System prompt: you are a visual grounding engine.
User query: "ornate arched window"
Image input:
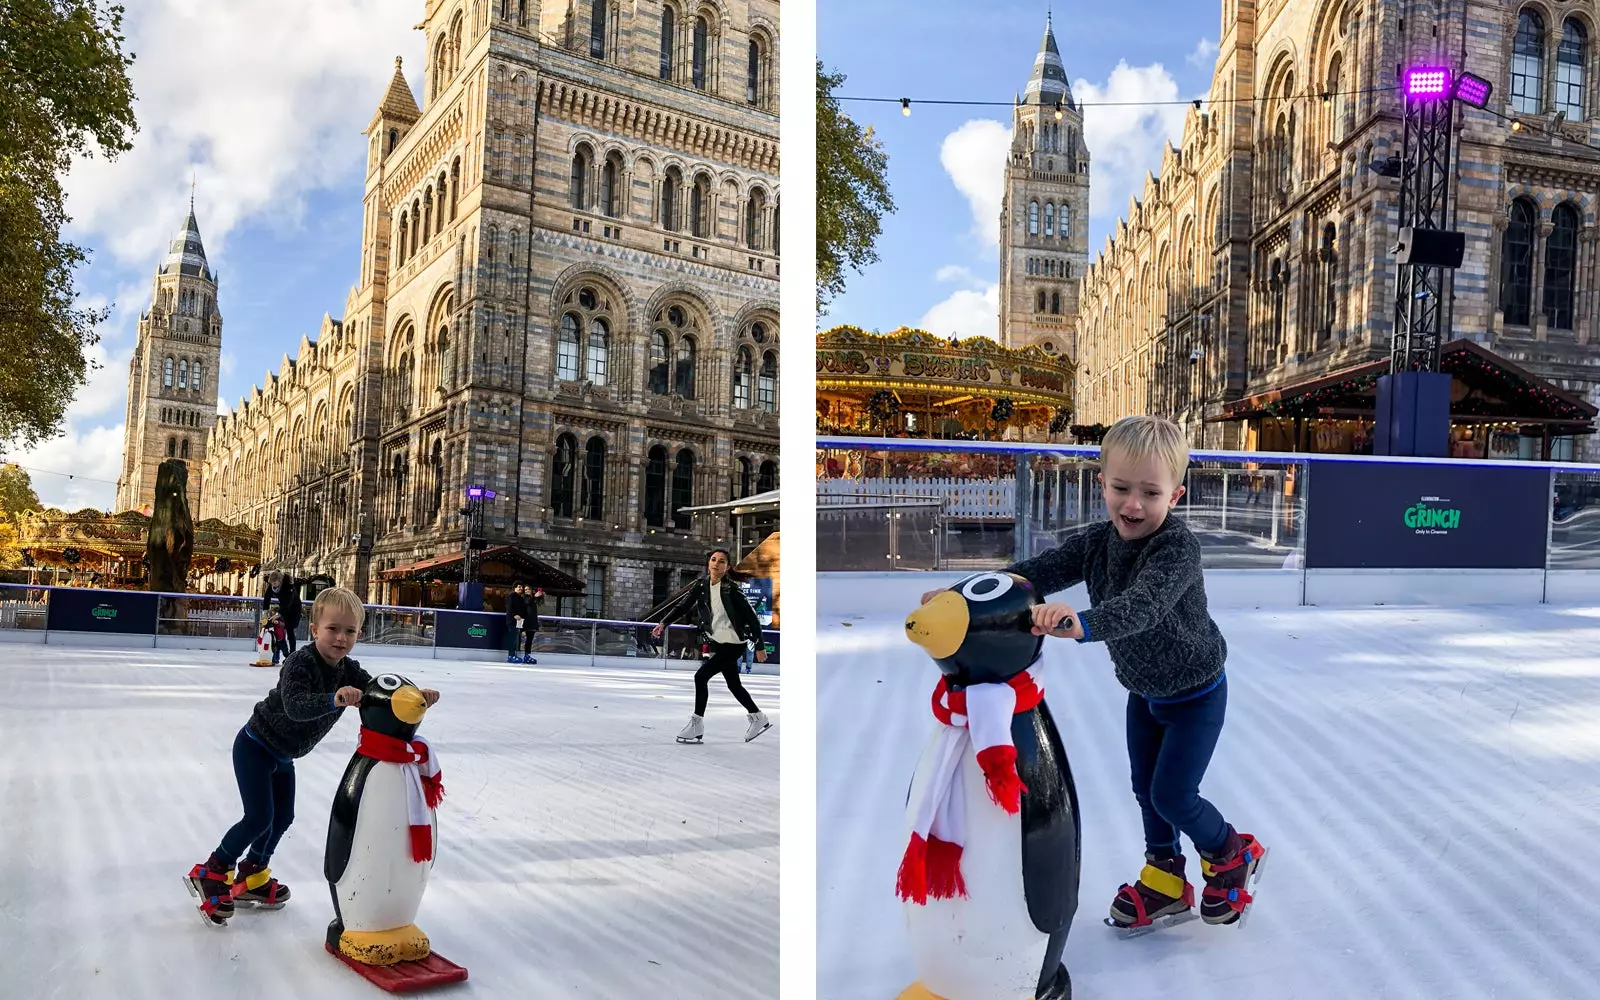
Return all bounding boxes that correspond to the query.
[745,188,767,249]
[1028,201,1039,235]
[164,357,174,388]
[557,313,581,381]
[429,440,444,518]
[675,336,697,397]
[582,436,606,518]
[1513,11,1545,115]
[193,361,203,393]
[396,213,409,266]
[1502,198,1536,326]
[587,318,610,383]
[1044,203,1055,237]
[1558,19,1587,120]
[1320,222,1338,343]
[644,444,668,526]
[757,459,777,493]
[692,15,709,90]
[758,350,777,412]
[649,330,671,394]
[601,152,622,217]
[659,6,675,80]
[570,144,591,210]
[167,437,176,457]
[671,449,694,528]
[450,157,461,219]
[178,359,189,388]
[1060,204,1071,240]
[1545,203,1580,330]
[734,346,753,408]
[1036,290,1046,312]
[662,167,682,231]
[690,173,711,238]
[1050,291,1061,315]
[551,433,577,517]
[738,456,753,498]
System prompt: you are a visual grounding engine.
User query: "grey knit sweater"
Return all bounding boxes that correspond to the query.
[1006,515,1226,700]
[246,646,373,760]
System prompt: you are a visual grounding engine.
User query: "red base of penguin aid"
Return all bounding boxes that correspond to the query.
[325,943,469,993]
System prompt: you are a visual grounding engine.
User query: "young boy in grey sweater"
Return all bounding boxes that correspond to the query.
[927,415,1266,931]
[184,586,440,925]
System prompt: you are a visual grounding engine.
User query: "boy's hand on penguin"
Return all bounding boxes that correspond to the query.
[334,685,364,708]
[1031,603,1082,639]
[422,689,440,707]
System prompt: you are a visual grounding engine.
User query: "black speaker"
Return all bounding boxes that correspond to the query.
[1395,227,1466,268]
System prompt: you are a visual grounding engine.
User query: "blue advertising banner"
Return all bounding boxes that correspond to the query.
[1304,462,1550,570]
[434,609,507,650]
[736,578,775,628]
[46,588,160,634]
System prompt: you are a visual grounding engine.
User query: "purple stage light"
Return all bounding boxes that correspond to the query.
[1403,66,1452,100]
[466,486,484,498]
[1455,72,1493,108]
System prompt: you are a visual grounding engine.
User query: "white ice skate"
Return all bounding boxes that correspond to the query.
[676,714,705,744]
[743,711,772,743]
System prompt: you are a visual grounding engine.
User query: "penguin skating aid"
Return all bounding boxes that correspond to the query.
[897,572,1081,1000]
[323,673,467,992]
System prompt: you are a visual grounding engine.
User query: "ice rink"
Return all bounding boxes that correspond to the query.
[818,573,1600,999]
[0,645,778,999]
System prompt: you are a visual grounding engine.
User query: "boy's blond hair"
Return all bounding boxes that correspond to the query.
[1099,415,1190,486]
[311,586,366,630]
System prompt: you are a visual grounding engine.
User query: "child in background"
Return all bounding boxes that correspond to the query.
[185,586,441,925]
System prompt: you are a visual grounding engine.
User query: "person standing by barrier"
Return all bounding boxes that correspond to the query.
[521,585,542,663]
[261,570,302,654]
[505,583,528,663]
[652,549,770,744]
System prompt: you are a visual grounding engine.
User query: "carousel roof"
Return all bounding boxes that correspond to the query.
[817,325,1077,410]
[15,508,262,563]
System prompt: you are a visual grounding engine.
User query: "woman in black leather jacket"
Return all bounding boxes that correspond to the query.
[652,549,771,744]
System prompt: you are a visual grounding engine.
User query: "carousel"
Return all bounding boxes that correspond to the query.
[816,325,1077,440]
[12,508,263,592]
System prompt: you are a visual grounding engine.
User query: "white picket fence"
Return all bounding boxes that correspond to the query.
[816,477,1015,519]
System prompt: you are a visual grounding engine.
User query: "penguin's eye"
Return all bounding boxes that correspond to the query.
[960,573,1013,602]
[377,675,401,691]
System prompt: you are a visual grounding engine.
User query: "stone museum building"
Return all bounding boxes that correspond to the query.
[1072,0,1600,459]
[196,0,780,615]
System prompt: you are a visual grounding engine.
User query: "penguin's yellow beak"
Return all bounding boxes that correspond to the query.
[905,590,969,660]
[391,686,427,725]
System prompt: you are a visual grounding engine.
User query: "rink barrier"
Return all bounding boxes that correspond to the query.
[817,436,1600,607]
[0,584,780,671]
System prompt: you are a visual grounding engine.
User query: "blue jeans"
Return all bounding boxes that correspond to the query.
[217,727,296,866]
[1126,675,1229,857]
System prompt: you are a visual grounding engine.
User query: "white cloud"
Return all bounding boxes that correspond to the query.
[217,398,232,416]
[1188,38,1220,70]
[1074,62,1191,220]
[10,423,126,512]
[62,0,422,271]
[939,119,1013,248]
[919,283,1000,341]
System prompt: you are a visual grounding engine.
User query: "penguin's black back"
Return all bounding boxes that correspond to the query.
[1013,699,1080,935]
[324,753,379,886]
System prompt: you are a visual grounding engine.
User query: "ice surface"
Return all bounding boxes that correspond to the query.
[818,574,1600,999]
[0,646,777,999]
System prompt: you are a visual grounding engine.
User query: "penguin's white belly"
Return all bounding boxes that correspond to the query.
[334,762,434,931]
[903,725,1046,1000]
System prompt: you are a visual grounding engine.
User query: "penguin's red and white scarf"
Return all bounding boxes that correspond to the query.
[896,663,1044,905]
[356,728,445,863]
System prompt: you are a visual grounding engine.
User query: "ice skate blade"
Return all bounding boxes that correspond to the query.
[744,723,772,743]
[1235,847,1269,928]
[675,736,703,744]
[1105,910,1197,939]
[185,876,230,928]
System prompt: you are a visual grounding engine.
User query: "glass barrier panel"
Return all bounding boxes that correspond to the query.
[1550,470,1600,569]
[0,583,48,630]
[157,595,263,638]
[363,607,436,646]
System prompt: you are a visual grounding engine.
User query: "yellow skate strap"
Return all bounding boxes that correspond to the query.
[241,867,273,891]
[1139,863,1186,899]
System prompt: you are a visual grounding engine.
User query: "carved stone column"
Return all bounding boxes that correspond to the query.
[1533,218,1554,341]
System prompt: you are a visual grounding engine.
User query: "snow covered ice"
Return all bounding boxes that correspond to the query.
[0,647,777,999]
[818,573,1600,1000]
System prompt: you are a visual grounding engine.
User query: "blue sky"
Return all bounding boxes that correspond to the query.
[819,0,1220,337]
[8,0,422,510]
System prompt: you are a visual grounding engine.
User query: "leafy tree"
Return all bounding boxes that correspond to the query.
[817,62,894,313]
[0,1,138,452]
[0,463,41,569]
